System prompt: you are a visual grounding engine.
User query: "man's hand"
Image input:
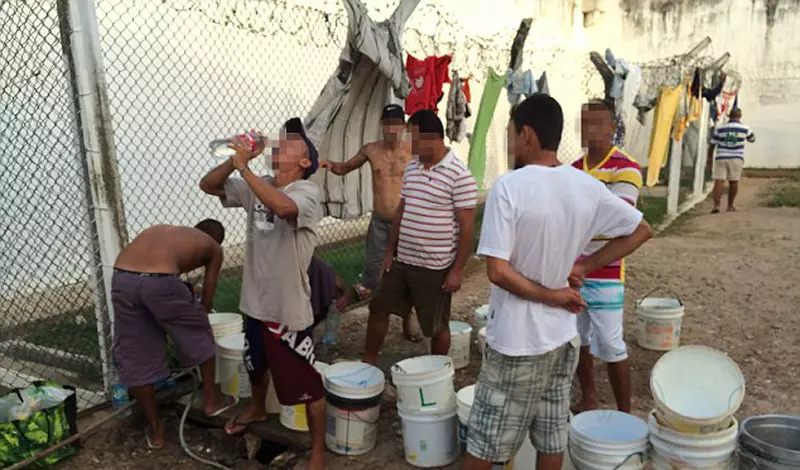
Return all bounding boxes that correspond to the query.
[442,269,462,293]
[568,263,587,289]
[229,132,264,171]
[545,287,586,313]
[379,253,393,281]
[320,160,343,175]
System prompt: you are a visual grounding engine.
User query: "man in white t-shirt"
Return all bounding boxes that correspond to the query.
[462,94,654,470]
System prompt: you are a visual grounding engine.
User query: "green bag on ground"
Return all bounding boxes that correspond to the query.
[0,381,79,468]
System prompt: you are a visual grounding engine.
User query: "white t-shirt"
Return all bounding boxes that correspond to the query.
[477,165,643,356]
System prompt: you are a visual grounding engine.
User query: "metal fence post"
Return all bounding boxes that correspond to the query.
[694,100,710,197]
[58,0,128,393]
[667,136,682,215]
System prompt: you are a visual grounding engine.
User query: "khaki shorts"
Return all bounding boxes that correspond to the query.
[713,159,744,182]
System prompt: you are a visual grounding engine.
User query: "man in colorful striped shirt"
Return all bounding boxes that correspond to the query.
[708,108,756,213]
[364,110,478,365]
[571,99,643,414]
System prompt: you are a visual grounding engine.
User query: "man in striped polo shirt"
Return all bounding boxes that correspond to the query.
[708,108,756,213]
[364,109,477,365]
[571,99,643,414]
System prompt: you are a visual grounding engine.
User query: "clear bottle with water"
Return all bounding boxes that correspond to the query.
[109,367,131,418]
[209,132,266,159]
[322,303,341,346]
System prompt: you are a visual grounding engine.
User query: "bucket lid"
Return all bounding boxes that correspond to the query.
[209,313,243,325]
[216,332,245,352]
[638,297,683,310]
[391,355,454,384]
[650,346,745,421]
[449,321,473,334]
[456,385,476,408]
[570,410,649,445]
[474,304,490,321]
[324,361,385,399]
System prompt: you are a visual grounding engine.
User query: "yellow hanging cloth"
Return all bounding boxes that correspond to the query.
[646,84,684,187]
[673,75,701,142]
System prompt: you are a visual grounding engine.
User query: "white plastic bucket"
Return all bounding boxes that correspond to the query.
[648,409,738,468]
[456,385,513,470]
[478,327,487,356]
[398,405,459,468]
[392,356,455,413]
[216,333,251,398]
[651,451,737,470]
[209,313,243,383]
[569,410,648,470]
[449,321,473,370]
[636,296,685,351]
[279,362,330,432]
[651,346,745,434]
[324,361,385,456]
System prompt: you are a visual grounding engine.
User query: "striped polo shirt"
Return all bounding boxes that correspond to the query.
[711,120,755,160]
[397,150,478,270]
[572,147,643,282]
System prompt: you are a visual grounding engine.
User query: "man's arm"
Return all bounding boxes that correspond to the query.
[442,208,475,292]
[200,243,223,313]
[322,147,369,176]
[746,129,756,143]
[576,220,653,277]
[199,159,237,198]
[384,200,404,266]
[238,166,299,220]
[487,257,584,311]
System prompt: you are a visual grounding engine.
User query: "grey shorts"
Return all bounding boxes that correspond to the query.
[111,270,215,387]
[465,338,580,461]
[361,213,392,289]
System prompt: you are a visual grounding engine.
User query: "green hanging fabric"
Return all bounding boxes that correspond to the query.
[468,68,507,190]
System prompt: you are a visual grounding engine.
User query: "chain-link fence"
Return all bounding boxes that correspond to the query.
[1,0,726,410]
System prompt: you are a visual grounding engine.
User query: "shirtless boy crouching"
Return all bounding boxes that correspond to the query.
[321,104,423,341]
[111,219,237,449]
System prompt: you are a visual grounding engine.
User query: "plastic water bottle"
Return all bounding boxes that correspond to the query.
[322,304,341,345]
[110,383,131,418]
[154,376,177,391]
[209,132,265,159]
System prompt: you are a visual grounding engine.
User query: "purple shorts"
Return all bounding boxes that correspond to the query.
[111,269,215,387]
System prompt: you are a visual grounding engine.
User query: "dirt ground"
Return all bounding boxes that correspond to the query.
[59,178,800,469]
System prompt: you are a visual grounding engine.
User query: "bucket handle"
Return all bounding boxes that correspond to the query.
[652,380,666,401]
[568,447,643,470]
[727,385,744,410]
[636,287,683,307]
[738,449,767,469]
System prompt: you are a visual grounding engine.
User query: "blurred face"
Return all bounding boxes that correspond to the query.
[408,124,436,160]
[381,118,405,141]
[580,105,614,149]
[271,132,310,176]
[506,121,537,170]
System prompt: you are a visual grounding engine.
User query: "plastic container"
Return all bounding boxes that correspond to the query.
[739,415,800,468]
[216,333,252,398]
[651,346,745,434]
[324,361,385,455]
[636,296,685,351]
[648,409,738,468]
[280,362,330,431]
[391,355,455,413]
[568,410,648,470]
[478,327,487,356]
[398,404,459,468]
[448,321,473,370]
[209,312,244,384]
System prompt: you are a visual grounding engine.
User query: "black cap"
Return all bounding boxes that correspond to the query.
[283,117,319,180]
[381,104,405,123]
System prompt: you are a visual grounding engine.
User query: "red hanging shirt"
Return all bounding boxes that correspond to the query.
[405,54,452,115]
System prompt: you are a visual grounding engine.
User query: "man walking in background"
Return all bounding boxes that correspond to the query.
[462,94,653,470]
[112,219,236,449]
[320,104,423,341]
[571,98,643,414]
[364,110,477,365]
[199,118,327,470]
[708,107,756,213]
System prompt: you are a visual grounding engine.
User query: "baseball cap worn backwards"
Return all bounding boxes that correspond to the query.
[283,117,319,179]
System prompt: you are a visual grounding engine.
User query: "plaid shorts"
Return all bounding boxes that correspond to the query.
[465,337,580,461]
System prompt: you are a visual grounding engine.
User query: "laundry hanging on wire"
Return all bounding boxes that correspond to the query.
[446,71,472,143]
[405,53,452,115]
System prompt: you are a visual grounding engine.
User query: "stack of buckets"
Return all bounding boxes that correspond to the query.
[323,361,385,456]
[423,321,474,370]
[647,345,746,469]
[392,355,460,468]
[209,313,251,398]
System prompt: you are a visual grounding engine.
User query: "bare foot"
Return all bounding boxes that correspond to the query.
[727,206,737,212]
[205,395,238,417]
[145,422,165,449]
[306,452,326,470]
[225,407,268,435]
[711,207,720,214]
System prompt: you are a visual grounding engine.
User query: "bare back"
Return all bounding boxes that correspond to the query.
[115,225,217,274]
[364,140,411,218]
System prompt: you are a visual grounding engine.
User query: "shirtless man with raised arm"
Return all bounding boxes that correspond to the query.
[321,104,422,340]
[112,219,236,449]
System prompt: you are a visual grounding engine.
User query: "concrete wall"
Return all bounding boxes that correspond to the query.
[580,0,800,168]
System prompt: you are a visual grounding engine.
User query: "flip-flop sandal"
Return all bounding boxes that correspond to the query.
[225,414,268,436]
[145,427,165,450]
[711,208,720,214]
[206,395,239,417]
[403,331,424,344]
